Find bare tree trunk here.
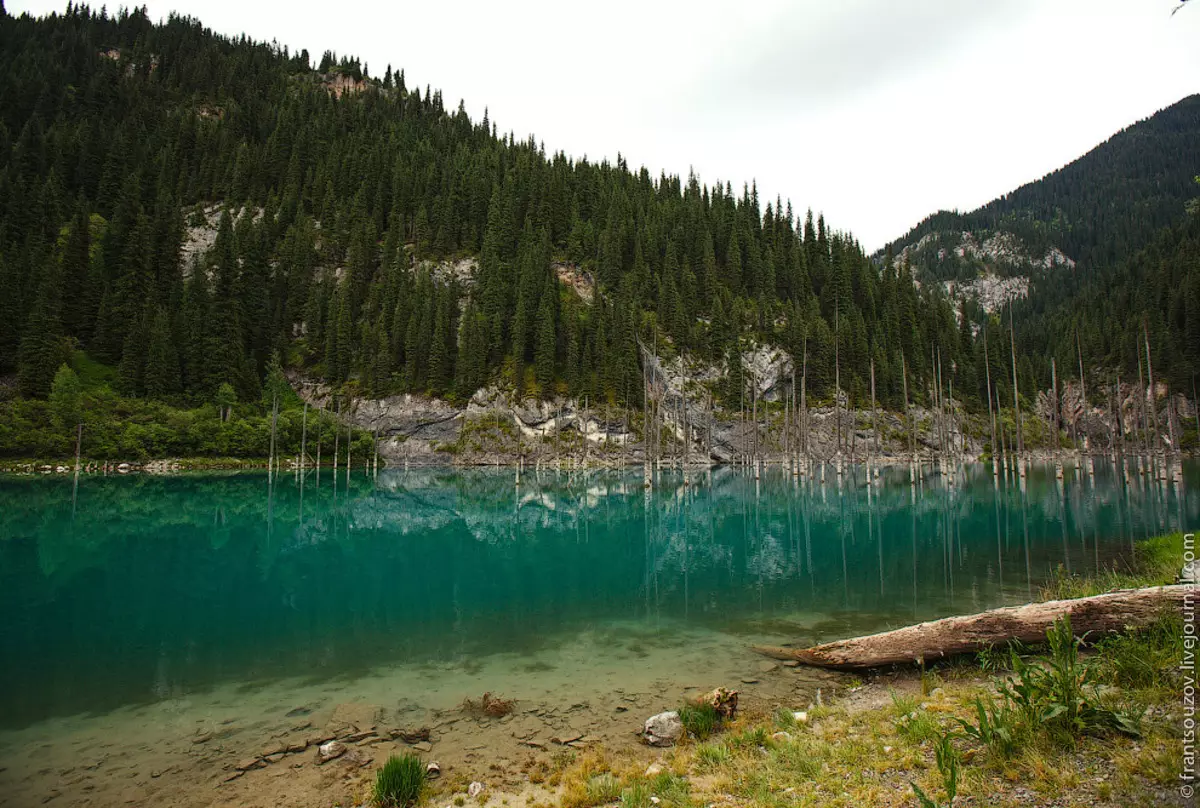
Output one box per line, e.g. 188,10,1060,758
902,354,913,463
1076,331,1088,453
753,586,1191,670
1051,357,1060,456
333,398,341,472
268,395,279,478
1144,322,1160,456
984,332,997,466
1009,305,1023,459
300,402,308,471
870,357,879,462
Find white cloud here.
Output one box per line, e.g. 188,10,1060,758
10,0,1200,249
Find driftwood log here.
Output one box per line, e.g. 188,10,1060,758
753,585,1191,671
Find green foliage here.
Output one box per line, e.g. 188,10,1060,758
677,702,721,741
994,615,1143,747
48,364,82,431
1095,611,1184,696
373,753,425,808
954,694,1022,760
910,731,959,808
0,371,372,462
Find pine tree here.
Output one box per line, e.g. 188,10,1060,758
17,257,65,398
143,306,181,399
535,279,557,396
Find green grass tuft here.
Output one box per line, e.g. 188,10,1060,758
374,753,426,808
677,701,721,740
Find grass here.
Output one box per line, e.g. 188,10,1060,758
1039,532,1183,599
374,753,426,807
676,702,721,741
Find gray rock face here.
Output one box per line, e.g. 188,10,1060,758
643,711,683,747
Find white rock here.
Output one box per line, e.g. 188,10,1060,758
468,782,484,798
771,731,792,743
426,762,441,779
792,711,808,724
643,711,683,747
317,740,346,763
644,762,664,777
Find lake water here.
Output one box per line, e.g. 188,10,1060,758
0,460,1195,806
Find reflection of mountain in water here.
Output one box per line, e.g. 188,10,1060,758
0,462,1194,729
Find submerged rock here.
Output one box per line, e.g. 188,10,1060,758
643,711,683,747
426,761,441,779
468,781,485,798
317,740,346,763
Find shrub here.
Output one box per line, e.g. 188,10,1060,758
374,753,425,808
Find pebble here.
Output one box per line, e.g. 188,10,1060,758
468,782,485,798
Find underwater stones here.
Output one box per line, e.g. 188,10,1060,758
643,711,683,747
413,741,433,753
771,731,792,743
782,660,800,668
191,730,213,744
316,741,347,764
757,661,779,673
426,762,441,779
645,762,664,777
468,781,485,798
390,726,431,744
235,757,264,771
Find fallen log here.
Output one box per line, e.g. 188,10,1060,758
753,585,1191,671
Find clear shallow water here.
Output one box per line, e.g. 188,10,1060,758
0,461,1195,731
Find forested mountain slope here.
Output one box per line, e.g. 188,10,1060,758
882,95,1200,396
884,95,1200,285
0,3,967,421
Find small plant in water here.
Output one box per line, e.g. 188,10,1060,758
374,753,426,808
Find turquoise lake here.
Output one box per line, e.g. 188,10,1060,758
1,460,1195,734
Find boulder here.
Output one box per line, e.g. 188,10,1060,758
643,711,683,747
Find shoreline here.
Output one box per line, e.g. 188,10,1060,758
2,449,1195,477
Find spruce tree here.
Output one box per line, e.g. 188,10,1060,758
143,306,181,399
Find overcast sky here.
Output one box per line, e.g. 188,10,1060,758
11,0,1200,249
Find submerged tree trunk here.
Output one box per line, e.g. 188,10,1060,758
752,586,1189,671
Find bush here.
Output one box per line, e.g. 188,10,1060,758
374,753,425,808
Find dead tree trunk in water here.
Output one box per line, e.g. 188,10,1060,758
1009,305,1023,460
1144,322,1160,456
752,586,1190,670
984,332,997,465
